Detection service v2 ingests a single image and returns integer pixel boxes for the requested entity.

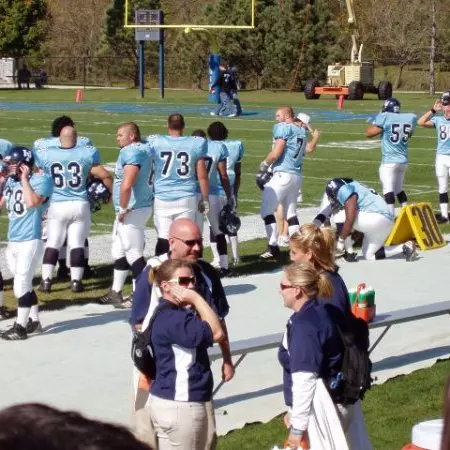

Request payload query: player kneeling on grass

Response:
[314,178,417,262]
[0,147,53,340]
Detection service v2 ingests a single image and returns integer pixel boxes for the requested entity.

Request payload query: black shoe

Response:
[435,213,449,224]
[0,306,13,320]
[98,289,123,306]
[402,240,418,262]
[71,280,84,293]
[259,245,281,259]
[39,278,52,293]
[83,265,97,280]
[218,268,231,278]
[26,318,43,335]
[56,266,70,281]
[2,322,27,340]
[343,252,358,262]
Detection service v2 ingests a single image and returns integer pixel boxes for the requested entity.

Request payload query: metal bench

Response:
[209,300,450,396]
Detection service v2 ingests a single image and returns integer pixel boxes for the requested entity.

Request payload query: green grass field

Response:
[0,88,447,240]
[0,89,448,449]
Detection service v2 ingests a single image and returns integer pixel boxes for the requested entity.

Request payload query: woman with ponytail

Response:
[290,223,351,315]
[278,261,346,449]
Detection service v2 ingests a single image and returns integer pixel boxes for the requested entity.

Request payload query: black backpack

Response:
[131,303,173,379]
[327,308,373,405]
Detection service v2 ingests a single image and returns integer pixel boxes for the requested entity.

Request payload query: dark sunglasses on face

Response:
[168,276,196,287]
[172,236,203,247]
[280,282,296,290]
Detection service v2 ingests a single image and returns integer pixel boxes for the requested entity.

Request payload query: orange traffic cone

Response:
[75,89,84,102]
[337,94,345,110]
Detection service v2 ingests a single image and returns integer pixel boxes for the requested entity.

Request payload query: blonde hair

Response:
[149,259,193,286]
[290,224,336,272]
[284,261,333,299]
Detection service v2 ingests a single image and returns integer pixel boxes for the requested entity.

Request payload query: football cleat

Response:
[232,257,241,266]
[39,278,52,294]
[71,280,84,293]
[402,241,417,262]
[435,213,449,224]
[0,306,13,320]
[26,319,43,335]
[98,289,124,306]
[2,322,27,341]
[277,236,290,247]
[259,245,281,259]
[218,268,232,278]
[343,252,358,262]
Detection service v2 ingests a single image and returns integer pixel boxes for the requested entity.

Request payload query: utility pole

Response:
[429,0,436,96]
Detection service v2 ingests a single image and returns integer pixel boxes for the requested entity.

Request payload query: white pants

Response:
[6,240,43,298]
[111,207,152,264]
[154,196,198,239]
[379,163,407,194]
[353,211,394,260]
[46,201,91,251]
[149,394,214,450]
[435,154,450,193]
[260,171,302,219]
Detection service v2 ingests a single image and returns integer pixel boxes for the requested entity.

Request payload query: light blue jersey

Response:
[203,141,228,196]
[4,173,53,242]
[224,140,244,191]
[372,112,417,163]
[337,180,393,221]
[430,115,450,155]
[33,136,93,166]
[0,138,13,159]
[113,141,154,211]
[36,144,100,202]
[272,122,307,174]
[152,135,207,201]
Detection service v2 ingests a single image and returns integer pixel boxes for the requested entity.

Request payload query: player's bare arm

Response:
[366,125,382,138]
[90,164,113,193]
[20,165,45,208]
[305,129,321,153]
[263,138,286,165]
[119,164,139,222]
[340,194,358,240]
[418,99,442,128]
[196,157,209,201]
[217,161,232,200]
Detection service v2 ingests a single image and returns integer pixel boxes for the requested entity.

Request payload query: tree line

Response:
[0,0,448,91]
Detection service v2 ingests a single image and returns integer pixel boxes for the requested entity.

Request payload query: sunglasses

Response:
[172,236,203,247]
[167,276,196,287]
[280,282,296,290]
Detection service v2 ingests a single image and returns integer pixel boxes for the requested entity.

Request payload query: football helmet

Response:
[256,165,273,191]
[381,98,401,113]
[219,205,241,234]
[441,91,450,106]
[325,178,352,210]
[87,178,111,212]
[3,146,34,181]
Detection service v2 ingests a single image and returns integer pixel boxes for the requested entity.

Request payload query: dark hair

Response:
[192,129,207,138]
[0,403,152,450]
[442,376,450,450]
[51,115,74,137]
[207,122,228,141]
[168,113,185,131]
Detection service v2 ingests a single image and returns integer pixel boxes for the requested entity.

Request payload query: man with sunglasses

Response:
[130,218,233,450]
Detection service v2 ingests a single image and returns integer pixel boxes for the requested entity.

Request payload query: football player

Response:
[151,113,209,256]
[0,137,13,319]
[33,115,94,279]
[366,98,417,215]
[203,122,235,277]
[258,106,305,259]
[37,126,112,293]
[314,178,417,261]
[417,91,450,223]
[207,121,244,266]
[0,146,53,340]
[99,123,154,307]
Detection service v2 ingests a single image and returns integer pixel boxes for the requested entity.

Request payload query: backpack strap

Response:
[143,302,176,350]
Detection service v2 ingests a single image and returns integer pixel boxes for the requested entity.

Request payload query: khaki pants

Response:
[149,394,216,450]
